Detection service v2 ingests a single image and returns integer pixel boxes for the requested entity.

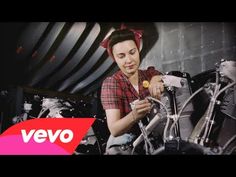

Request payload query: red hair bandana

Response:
[100,24,143,60]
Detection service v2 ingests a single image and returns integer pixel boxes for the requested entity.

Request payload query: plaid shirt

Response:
[101,66,162,119]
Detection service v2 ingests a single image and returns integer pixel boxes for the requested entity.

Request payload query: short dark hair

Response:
[108,29,136,49]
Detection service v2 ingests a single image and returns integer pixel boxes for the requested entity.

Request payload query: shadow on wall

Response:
[123,22,159,62]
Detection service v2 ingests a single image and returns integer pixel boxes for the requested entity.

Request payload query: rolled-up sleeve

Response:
[101,77,122,110]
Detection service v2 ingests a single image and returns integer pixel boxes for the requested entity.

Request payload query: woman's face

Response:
[112,40,140,77]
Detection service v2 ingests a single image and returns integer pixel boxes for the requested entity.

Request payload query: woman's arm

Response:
[106,99,151,137]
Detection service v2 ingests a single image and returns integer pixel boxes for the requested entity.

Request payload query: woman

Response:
[100,26,164,154]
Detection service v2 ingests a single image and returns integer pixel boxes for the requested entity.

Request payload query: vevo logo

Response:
[21,129,73,143]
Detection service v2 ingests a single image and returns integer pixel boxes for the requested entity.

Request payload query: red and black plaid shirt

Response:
[101,66,162,119]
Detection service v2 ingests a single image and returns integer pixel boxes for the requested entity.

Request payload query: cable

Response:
[170,81,235,144]
[222,135,236,154]
[215,82,236,99]
[169,86,205,138]
[146,96,171,142]
[131,97,169,154]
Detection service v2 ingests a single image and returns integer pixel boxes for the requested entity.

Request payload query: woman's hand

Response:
[148,75,164,100]
[132,99,152,121]
[105,99,151,136]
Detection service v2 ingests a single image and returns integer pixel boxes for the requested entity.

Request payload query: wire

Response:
[170,81,235,143]
[222,135,236,154]
[169,86,205,139]
[146,96,171,142]
[131,97,170,154]
[216,82,236,98]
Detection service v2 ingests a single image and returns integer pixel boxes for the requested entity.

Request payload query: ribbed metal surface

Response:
[28,22,87,86]
[28,22,66,71]
[15,22,119,95]
[16,22,49,61]
[45,23,101,89]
